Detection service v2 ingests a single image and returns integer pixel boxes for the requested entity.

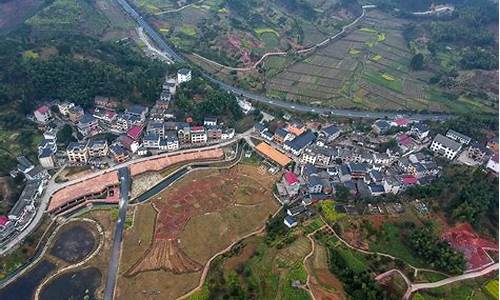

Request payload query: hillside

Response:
[131,0,362,67]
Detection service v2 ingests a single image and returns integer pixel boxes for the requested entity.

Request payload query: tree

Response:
[57,124,76,146]
[410,53,425,70]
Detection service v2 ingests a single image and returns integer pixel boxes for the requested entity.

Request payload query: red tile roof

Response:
[36,105,49,114]
[0,215,9,226]
[127,126,143,140]
[398,134,413,146]
[403,175,417,185]
[283,171,299,185]
[393,118,410,126]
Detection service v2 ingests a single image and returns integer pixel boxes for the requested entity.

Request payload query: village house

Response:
[467,142,493,163]
[38,147,55,169]
[391,118,411,127]
[300,144,333,167]
[143,134,161,149]
[277,171,300,199]
[177,126,191,144]
[146,121,165,138]
[383,175,401,194]
[127,125,144,141]
[8,180,43,230]
[446,129,471,145]
[25,166,49,181]
[160,132,179,151]
[283,131,316,156]
[94,96,118,110]
[87,140,109,158]
[372,120,391,135]
[319,124,341,142]
[203,117,218,127]
[190,126,207,144]
[207,126,223,140]
[430,134,462,160]
[410,123,430,140]
[57,102,74,116]
[347,163,369,179]
[486,152,499,175]
[117,135,140,153]
[286,121,306,136]
[369,184,385,197]
[284,215,298,228]
[126,105,148,122]
[158,90,171,108]
[273,128,290,144]
[17,156,34,175]
[77,114,99,136]
[34,105,52,124]
[66,142,89,164]
[93,109,117,124]
[68,106,85,123]
[110,145,129,163]
[163,77,178,95]
[221,128,235,140]
[177,68,192,83]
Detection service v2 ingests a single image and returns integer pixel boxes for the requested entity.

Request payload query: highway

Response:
[114,0,451,121]
[104,167,130,300]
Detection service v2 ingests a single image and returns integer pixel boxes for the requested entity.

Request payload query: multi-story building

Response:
[143,134,161,149]
[177,68,192,83]
[207,126,223,140]
[177,126,191,144]
[446,129,471,145]
[190,126,207,144]
[34,105,51,124]
[66,142,89,164]
[77,114,99,136]
[160,132,179,151]
[68,106,84,123]
[147,121,165,138]
[38,148,55,169]
[57,102,75,116]
[88,140,108,157]
[319,124,341,142]
[430,134,462,160]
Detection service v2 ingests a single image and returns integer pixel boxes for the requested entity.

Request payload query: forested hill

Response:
[0,35,172,114]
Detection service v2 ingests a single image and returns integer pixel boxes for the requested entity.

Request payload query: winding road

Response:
[114,0,451,121]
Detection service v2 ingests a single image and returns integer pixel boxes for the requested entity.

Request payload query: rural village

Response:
[0,0,498,299]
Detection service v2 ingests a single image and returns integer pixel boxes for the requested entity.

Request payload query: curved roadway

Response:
[114,0,451,121]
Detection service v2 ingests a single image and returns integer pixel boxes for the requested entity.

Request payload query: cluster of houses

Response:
[29,68,235,167]
[1,157,48,242]
[253,117,498,228]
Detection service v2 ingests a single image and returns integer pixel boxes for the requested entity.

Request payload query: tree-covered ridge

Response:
[0,35,170,112]
[174,75,243,124]
[408,227,466,274]
[406,166,499,237]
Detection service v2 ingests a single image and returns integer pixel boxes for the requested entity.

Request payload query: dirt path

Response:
[320,216,448,277]
[302,225,328,300]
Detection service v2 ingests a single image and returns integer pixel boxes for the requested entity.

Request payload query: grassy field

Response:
[118,163,280,299]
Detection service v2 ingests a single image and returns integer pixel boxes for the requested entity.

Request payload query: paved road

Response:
[114,0,451,121]
[405,263,500,299]
[104,167,130,300]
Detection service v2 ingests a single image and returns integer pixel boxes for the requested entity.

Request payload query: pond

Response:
[50,224,96,263]
[0,260,56,300]
[40,267,102,300]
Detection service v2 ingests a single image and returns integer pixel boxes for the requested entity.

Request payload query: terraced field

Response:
[264,10,496,114]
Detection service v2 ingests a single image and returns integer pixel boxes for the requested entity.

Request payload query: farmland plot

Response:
[264,9,465,112]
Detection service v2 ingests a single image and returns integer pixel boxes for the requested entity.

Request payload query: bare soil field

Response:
[117,163,279,299]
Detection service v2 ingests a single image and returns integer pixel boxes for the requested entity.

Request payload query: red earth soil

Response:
[441,223,498,270]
